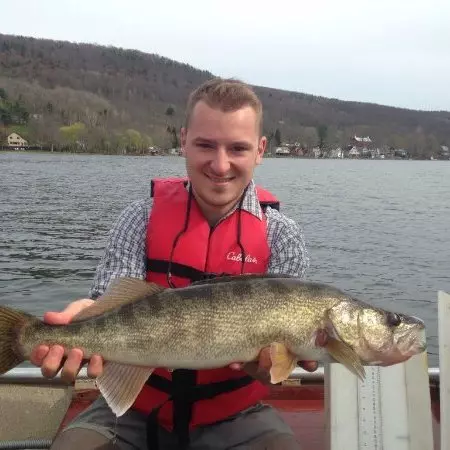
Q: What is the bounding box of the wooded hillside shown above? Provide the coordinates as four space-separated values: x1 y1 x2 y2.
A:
1 33 449 158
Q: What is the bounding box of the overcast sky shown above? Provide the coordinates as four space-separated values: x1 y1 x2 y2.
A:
2 0 449 111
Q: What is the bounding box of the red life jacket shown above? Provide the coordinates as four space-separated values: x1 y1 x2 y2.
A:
132 177 280 447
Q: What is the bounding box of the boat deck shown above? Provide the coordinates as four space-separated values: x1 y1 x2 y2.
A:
59 382 441 450
0 369 441 449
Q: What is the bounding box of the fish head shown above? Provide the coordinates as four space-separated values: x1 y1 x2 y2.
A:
328 300 427 366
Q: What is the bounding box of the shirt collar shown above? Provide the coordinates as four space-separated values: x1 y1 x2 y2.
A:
240 180 263 220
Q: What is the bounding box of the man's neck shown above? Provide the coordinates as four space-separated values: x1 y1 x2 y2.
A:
191 189 244 228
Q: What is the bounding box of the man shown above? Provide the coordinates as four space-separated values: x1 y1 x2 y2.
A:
31 78 314 449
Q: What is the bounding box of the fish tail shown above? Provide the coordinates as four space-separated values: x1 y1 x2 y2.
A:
0 306 32 374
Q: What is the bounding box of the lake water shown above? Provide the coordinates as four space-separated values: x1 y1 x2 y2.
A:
0 151 449 366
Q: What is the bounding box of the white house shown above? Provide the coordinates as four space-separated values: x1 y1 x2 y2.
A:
348 146 360 158
353 135 372 143
7 133 28 148
330 147 344 158
275 146 290 155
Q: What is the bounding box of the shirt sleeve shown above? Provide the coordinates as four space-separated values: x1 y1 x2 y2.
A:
265 207 310 278
88 198 152 299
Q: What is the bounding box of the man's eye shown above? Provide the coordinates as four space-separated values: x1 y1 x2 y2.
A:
198 143 212 148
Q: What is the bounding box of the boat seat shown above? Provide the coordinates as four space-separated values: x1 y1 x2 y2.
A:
0 380 73 442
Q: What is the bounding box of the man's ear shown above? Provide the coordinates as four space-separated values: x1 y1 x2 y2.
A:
256 136 267 165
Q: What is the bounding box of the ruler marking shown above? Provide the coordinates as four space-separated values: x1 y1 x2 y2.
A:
358 367 383 449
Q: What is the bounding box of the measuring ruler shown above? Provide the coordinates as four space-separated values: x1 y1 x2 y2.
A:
326 355 432 450
357 366 383 449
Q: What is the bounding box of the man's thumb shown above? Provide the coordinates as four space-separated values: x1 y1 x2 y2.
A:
43 299 94 325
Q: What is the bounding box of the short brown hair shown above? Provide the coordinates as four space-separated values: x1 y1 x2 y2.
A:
185 78 263 134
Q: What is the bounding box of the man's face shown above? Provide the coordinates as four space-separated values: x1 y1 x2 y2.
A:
181 101 266 216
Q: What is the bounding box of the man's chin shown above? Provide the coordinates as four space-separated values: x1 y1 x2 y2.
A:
194 181 246 208
205 195 235 208
200 191 238 208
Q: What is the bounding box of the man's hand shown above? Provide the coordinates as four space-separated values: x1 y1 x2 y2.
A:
30 299 104 383
228 347 318 384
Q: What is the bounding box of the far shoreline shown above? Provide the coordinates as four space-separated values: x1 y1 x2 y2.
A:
1 149 448 162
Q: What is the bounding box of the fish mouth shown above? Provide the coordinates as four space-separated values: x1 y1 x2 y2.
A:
410 337 427 354
394 329 427 359
405 327 427 354
409 315 425 328
364 328 427 367
374 345 426 367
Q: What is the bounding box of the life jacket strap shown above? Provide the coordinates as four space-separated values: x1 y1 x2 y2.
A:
145 370 255 449
146 258 230 283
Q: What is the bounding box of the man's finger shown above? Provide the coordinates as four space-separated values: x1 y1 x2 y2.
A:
61 349 84 383
30 345 49 366
257 347 272 371
43 311 71 325
87 354 104 379
298 360 318 372
229 362 243 371
242 361 271 384
41 345 65 378
43 299 94 325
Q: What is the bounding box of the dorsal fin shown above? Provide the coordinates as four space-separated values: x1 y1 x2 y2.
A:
190 273 296 286
73 278 165 322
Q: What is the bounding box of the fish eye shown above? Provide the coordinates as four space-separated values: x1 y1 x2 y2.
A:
386 312 402 327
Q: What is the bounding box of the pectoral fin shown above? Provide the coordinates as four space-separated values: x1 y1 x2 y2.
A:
96 362 154 416
325 337 365 380
269 343 298 384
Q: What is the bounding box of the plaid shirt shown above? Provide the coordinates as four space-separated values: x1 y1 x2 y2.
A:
89 181 309 299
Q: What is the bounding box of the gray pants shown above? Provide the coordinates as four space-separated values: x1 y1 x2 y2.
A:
52 396 300 450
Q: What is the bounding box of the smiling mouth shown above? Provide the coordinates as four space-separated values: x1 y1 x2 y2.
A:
206 174 235 184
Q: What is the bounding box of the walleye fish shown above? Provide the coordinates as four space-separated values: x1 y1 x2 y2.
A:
0 274 426 417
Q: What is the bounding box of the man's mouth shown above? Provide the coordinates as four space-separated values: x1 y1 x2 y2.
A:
206 174 235 184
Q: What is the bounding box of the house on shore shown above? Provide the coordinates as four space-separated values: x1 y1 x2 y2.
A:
439 145 450 160
7 133 28 148
275 146 291 156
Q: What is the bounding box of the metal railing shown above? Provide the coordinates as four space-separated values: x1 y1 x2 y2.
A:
0 366 441 385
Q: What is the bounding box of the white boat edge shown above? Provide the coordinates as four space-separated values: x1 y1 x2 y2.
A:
0 365 441 384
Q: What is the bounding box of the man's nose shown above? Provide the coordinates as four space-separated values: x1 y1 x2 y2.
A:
210 148 230 175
